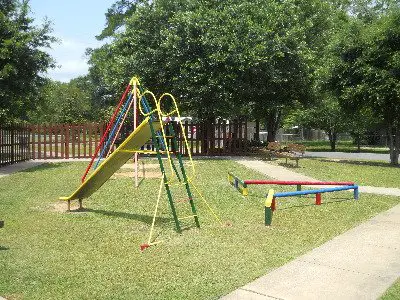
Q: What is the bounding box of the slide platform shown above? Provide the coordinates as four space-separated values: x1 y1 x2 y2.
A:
60 117 161 201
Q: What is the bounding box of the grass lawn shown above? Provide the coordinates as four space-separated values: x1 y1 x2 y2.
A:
0 159 399 299
381 279 400 300
299 140 389 154
275 158 400 188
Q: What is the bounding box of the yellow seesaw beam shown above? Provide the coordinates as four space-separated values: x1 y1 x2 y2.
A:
60 117 161 201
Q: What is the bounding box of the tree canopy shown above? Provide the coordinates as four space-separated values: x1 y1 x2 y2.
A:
0 0 55 123
87 0 338 134
3 0 400 164
326 3 400 163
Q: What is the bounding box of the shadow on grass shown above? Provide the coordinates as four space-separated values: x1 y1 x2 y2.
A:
77 208 173 225
0 246 9 251
317 158 398 169
277 162 301 168
20 162 66 173
136 178 145 188
277 197 355 211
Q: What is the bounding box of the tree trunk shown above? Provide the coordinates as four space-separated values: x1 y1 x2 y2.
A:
388 125 399 165
328 130 337 151
395 130 400 165
266 109 282 142
254 119 260 142
204 116 215 155
355 134 361 152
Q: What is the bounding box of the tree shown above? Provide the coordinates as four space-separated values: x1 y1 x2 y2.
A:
88 0 339 140
347 107 378 152
287 97 349 151
29 79 92 124
96 0 139 40
327 6 400 164
0 0 55 123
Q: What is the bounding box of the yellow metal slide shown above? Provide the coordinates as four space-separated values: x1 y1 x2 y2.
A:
60 117 161 201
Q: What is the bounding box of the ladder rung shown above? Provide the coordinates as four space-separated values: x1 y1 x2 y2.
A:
178 215 197 220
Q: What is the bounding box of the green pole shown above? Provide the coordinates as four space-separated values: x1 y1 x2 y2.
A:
168 123 200 228
149 118 182 233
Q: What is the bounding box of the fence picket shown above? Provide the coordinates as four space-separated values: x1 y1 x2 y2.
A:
0 125 31 166
0 120 248 166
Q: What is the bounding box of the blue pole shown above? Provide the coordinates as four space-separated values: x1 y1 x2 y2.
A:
94 92 134 169
273 185 359 198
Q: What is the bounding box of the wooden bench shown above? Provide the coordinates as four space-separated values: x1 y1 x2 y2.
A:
266 142 305 167
265 142 281 160
279 143 306 167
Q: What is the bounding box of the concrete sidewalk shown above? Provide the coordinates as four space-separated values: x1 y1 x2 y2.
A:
222 204 400 300
305 151 390 162
221 158 400 299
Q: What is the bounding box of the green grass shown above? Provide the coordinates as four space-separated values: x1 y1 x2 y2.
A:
381 279 400 299
276 158 400 188
0 159 399 299
299 140 389 154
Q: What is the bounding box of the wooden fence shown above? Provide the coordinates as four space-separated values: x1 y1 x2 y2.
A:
0 125 31 166
0 120 248 163
29 123 106 159
176 119 248 156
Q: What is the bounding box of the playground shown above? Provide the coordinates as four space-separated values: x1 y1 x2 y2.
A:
1 78 400 299
1 153 399 299
1 80 400 299
3 0 400 297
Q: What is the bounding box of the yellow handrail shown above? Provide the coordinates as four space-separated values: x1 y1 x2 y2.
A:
156 93 196 185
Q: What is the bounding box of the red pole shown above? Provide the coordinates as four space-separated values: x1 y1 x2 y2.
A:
243 180 354 186
81 83 131 182
315 193 322 205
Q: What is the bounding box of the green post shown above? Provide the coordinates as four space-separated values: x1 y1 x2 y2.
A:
265 207 273 226
168 123 200 228
297 184 301 197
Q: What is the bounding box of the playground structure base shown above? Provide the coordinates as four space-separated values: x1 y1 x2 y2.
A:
228 172 355 196
264 185 359 226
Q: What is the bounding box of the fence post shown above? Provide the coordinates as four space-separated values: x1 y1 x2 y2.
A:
37 124 41 159
30 125 35 159
222 120 227 154
10 127 15 164
27 125 31 160
43 124 47 159
65 124 70 159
